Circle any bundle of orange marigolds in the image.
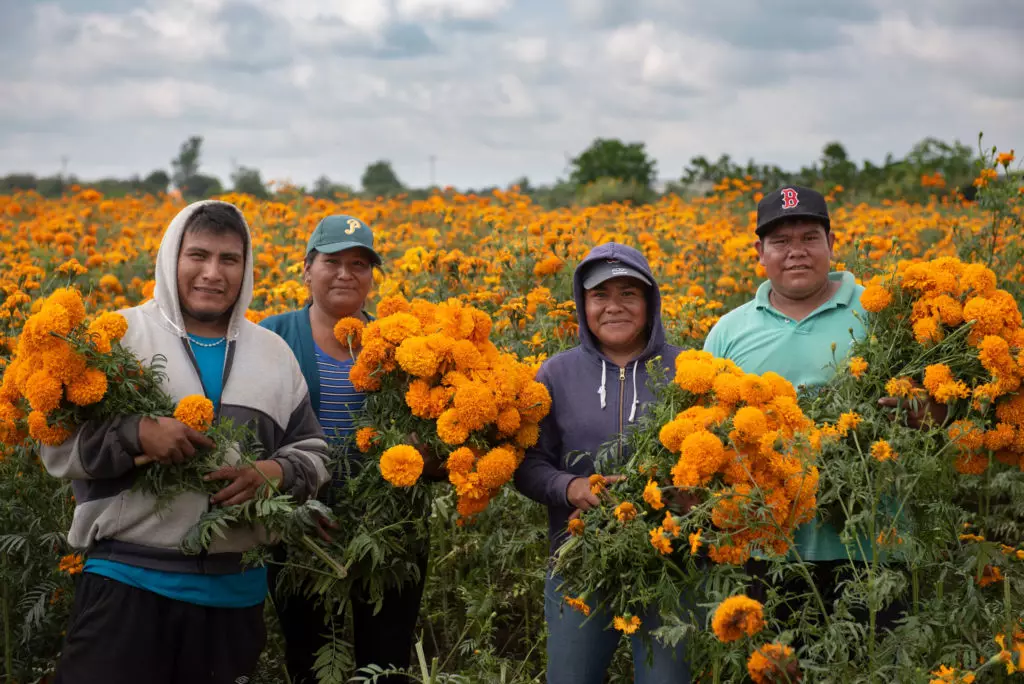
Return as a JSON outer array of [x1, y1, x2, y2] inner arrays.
[[1, 286, 217, 453], [334, 294, 551, 518]]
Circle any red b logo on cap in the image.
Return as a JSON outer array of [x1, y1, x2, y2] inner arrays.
[[781, 188, 799, 210]]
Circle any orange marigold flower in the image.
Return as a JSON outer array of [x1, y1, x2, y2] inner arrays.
[[662, 511, 681, 538], [885, 377, 922, 400], [689, 528, 702, 554], [355, 426, 378, 453], [379, 444, 424, 487], [649, 526, 673, 554], [732, 406, 769, 443], [612, 615, 641, 634], [436, 408, 469, 445], [27, 411, 71, 446], [954, 451, 989, 476], [613, 501, 638, 523], [929, 664, 977, 683], [747, 643, 799, 684], [674, 358, 717, 394], [977, 565, 1004, 587], [913, 316, 944, 346], [88, 313, 129, 344], [516, 381, 552, 424], [475, 445, 517, 490], [514, 422, 540, 448], [377, 313, 422, 345], [836, 411, 862, 436], [46, 288, 86, 328], [349, 362, 382, 392], [24, 370, 63, 414], [711, 595, 765, 643], [923, 364, 954, 394], [174, 395, 215, 432], [396, 336, 440, 378], [962, 264, 997, 297], [446, 446, 476, 476], [58, 554, 84, 575], [376, 295, 412, 318], [533, 254, 565, 277], [860, 284, 892, 312], [564, 596, 590, 616], [870, 439, 896, 462], [848, 356, 868, 379], [56, 259, 89, 276], [333, 317, 364, 349], [453, 381, 498, 432], [496, 406, 521, 436], [568, 518, 585, 536], [643, 479, 664, 510], [65, 368, 108, 407]]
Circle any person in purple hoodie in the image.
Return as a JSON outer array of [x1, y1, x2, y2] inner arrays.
[[513, 242, 692, 684]]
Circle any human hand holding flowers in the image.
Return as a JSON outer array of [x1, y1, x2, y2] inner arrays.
[[567, 474, 625, 516], [205, 460, 283, 507], [135, 416, 215, 466]]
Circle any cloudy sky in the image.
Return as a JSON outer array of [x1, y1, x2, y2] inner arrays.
[[1, 0, 1022, 189]]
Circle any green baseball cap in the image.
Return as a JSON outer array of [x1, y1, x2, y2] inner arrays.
[[305, 215, 383, 266]]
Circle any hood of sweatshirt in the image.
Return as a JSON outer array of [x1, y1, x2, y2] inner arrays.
[[151, 200, 255, 341], [572, 241, 668, 419], [514, 242, 681, 556]]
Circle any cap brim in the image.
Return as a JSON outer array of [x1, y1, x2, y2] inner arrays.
[[309, 241, 383, 266], [756, 213, 831, 237], [583, 268, 652, 290]]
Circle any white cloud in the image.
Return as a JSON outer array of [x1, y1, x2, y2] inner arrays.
[[0, 0, 1021, 189]]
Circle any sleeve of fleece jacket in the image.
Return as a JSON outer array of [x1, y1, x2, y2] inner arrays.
[[512, 366, 576, 508], [270, 357, 331, 502], [41, 415, 144, 480]]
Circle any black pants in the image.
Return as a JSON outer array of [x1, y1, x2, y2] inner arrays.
[[54, 573, 266, 684], [269, 547, 429, 684], [746, 559, 908, 638]]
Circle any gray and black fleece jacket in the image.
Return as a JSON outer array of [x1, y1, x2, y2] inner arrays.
[[41, 200, 330, 575]]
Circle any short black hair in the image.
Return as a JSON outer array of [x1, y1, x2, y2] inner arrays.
[[183, 203, 248, 248]]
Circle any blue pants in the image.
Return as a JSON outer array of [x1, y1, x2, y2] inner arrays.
[[544, 573, 693, 684]]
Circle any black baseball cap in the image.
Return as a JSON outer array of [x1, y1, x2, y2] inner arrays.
[[756, 185, 831, 237]]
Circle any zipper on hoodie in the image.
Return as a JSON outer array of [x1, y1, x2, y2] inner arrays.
[[617, 366, 626, 461]]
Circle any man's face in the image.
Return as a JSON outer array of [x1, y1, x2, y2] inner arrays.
[[584, 276, 649, 352], [176, 229, 246, 324], [303, 248, 375, 317], [756, 221, 835, 300]]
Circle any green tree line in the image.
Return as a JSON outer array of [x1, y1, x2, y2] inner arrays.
[[0, 133, 1004, 207]]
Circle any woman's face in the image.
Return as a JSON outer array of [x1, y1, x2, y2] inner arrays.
[[304, 248, 375, 318]]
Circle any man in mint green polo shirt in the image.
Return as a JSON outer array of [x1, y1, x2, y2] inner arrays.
[[703, 185, 907, 633]]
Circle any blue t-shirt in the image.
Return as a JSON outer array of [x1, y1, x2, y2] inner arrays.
[[314, 341, 366, 444], [85, 333, 268, 608]]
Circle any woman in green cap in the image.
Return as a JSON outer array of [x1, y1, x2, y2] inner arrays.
[[260, 214, 428, 683]]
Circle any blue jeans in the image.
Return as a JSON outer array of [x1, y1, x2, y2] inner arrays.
[[544, 573, 693, 684]]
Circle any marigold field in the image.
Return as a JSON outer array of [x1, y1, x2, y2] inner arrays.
[[1, 172, 1023, 683]]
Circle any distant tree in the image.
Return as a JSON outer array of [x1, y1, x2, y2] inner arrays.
[[819, 141, 858, 191], [681, 154, 743, 187], [141, 170, 170, 195], [172, 136, 207, 197], [508, 176, 533, 193], [231, 165, 269, 198], [181, 174, 223, 198], [312, 175, 354, 199], [37, 176, 70, 198], [361, 160, 405, 197], [570, 138, 657, 190], [0, 174, 38, 193]]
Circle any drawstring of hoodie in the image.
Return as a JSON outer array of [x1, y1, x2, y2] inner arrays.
[[597, 358, 641, 422], [628, 360, 639, 422]]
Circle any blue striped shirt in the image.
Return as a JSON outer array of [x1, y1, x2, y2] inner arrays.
[[315, 341, 366, 444]]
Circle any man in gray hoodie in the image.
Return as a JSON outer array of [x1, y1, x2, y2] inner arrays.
[[513, 243, 692, 684], [42, 200, 330, 684]]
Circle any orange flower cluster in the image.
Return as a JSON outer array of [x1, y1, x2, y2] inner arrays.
[[0, 288, 126, 446], [711, 594, 765, 643], [747, 643, 800, 684], [173, 395, 215, 432], [655, 350, 819, 563], [342, 294, 551, 517], [862, 258, 1024, 474]]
